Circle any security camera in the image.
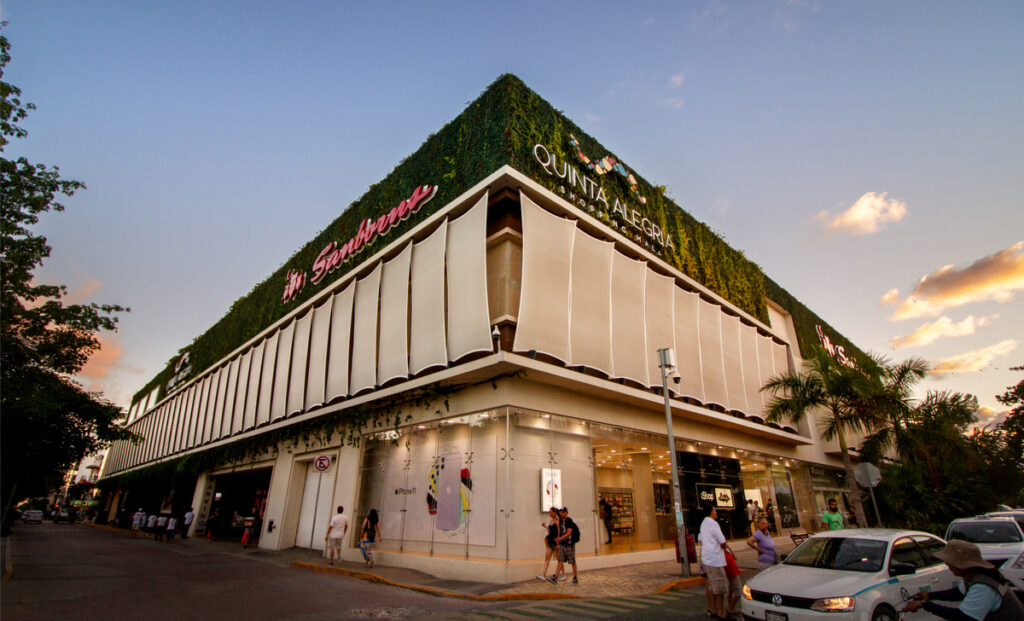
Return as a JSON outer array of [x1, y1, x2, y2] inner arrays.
[[673, 375, 681, 385], [491, 326, 500, 342]]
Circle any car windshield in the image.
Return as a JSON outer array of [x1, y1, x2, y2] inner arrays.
[[948, 522, 1022, 543], [784, 537, 888, 572]]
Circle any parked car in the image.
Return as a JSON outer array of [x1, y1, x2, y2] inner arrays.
[[986, 510, 1024, 532], [53, 508, 75, 524], [20, 510, 43, 524], [741, 529, 953, 621], [946, 515, 1024, 595]]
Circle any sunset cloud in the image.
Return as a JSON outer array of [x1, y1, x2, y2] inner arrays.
[[879, 288, 900, 307], [930, 340, 1017, 376], [815, 191, 907, 235], [891, 242, 1024, 320], [63, 277, 102, 304], [668, 72, 685, 89], [890, 314, 996, 349], [78, 334, 127, 379], [971, 405, 1010, 431]]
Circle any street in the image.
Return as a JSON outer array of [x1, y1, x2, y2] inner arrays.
[[1, 524, 709, 620]]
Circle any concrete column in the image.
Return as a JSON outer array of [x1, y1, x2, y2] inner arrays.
[[258, 450, 299, 550], [632, 454, 658, 542]]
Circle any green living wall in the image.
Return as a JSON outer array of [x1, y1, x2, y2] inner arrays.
[[133, 74, 862, 406]]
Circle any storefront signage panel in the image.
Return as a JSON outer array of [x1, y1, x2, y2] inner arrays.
[[281, 184, 439, 304], [815, 324, 856, 369], [532, 138, 675, 255], [372, 432, 496, 547], [541, 468, 562, 512], [696, 483, 735, 509]]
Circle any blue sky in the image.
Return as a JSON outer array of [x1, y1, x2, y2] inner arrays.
[[4, 1, 1022, 427]]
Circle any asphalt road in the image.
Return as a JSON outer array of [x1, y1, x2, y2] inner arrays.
[[1, 523, 708, 620]]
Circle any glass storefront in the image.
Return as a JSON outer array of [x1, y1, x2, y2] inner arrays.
[[354, 407, 843, 563]]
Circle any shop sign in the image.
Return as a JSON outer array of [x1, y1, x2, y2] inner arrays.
[[696, 483, 735, 509], [165, 352, 193, 393], [282, 184, 439, 303], [532, 137, 676, 254], [541, 468, 562, 511], [815, 324, 856, 369]]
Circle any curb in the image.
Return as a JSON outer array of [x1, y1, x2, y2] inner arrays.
[[656, 576, 706, 593], [292, 562, 582, 601]]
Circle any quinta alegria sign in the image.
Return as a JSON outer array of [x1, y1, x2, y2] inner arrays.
[[532, 135, 676, 254], [282, 185, 438, 304]]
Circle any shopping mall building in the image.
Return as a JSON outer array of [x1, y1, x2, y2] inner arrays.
[[99, 75, 866, 583]]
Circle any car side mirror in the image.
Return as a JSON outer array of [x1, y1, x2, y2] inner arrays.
[[890, 562, 916, 576]]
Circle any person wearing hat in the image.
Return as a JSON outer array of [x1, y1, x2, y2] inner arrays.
[[905, 539, 1023, 620]]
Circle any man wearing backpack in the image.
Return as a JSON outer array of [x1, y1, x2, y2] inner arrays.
[[549, 506, 580, 585]]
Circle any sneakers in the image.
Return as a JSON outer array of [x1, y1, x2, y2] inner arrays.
[[535, 574, 547, 581], [570, 577, 578, 585], [558, 574, 568, 581], [547, 575, 557, 584]]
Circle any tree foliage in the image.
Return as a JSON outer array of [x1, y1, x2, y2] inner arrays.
[[0, 29, 130, 524]]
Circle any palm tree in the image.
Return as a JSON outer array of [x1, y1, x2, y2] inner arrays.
[[761, 346, 882, 528]]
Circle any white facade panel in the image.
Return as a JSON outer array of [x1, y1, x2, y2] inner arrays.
[[673, 288, 705, 402], [568, 229, 614, 375], [257, 331, 279, 427], [644, 270, 675, 389], [350, 264, 383, 395], [446, 193, 492, 362], [325, 283, 355, 402], [409, 222, 448, 375], [272, 323, 295, 422], [698, 299, 728, 409], [721, 314, 747, 413], [610, 252, 648, 385], [378, 242, 412, 385], [288, 310, 313, 416]]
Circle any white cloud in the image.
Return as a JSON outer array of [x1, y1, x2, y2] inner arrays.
[[930, 340, 1018, 376], [657, 97, 685, 110], [815, 191, 907, 235], [890, 315, 995, 349], [891, 242, 1024, 320], [879, 288, 900, 307], [668, 72, 685, 90], [585, 112, 600, 123]]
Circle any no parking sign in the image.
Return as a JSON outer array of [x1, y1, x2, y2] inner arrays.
[[313, 455, 331, 473]]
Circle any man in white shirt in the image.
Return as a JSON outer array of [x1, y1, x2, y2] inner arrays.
[[130, 508, 146, 537], [182, 508, 194, 538], [699, 505, 735, 620], [146, 513, 158, 538], [324, 506, 350, 567]]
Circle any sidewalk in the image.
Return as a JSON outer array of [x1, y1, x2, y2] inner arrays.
[[89, 524, 799, 601]]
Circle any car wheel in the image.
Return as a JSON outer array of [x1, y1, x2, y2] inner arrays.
[[871, 604, 897, 621]]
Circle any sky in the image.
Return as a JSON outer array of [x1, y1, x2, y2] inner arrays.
[[3, 1, 1022, 430]]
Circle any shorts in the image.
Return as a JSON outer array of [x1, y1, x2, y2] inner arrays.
[[728, 574, 741, 595], [327, 537, 344, 552], [705, 564, 728, 595], [545, 538, 557, 551], [558, 543, 576, 564]]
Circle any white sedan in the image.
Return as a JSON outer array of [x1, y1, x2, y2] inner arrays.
[[740, 529, 955, 621]]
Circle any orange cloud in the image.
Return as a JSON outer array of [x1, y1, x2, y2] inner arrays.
[[879, 288, 900, 307], [890, 314, 996, 349], [892, 242, 1024, 320], [930, 340, 1017, 376], [970, 405, 1009, 431], [78, 334, 126, 379], [815, 191, 907, 235], [63, 277, 102, 304]]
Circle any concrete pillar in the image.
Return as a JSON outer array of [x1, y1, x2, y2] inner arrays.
[[632, 454, 658, 542]]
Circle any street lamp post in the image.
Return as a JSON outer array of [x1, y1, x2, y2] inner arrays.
[[658, 347, 691, 577]]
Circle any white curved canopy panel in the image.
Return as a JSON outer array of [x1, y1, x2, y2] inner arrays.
[[378, 242, 413, 385], [446, 193, 492, 362], [256, 331, 279, 427], [698, 298, 728, 409], [673, 288, 705, 402], [610, 252, 649, 384], [740, 324, 764, 416], [514, 193, 575, 363], [325, 282, 355, 403], [272, 323, 294, 421], [350, 263, 383, 395], [288, 309, 312, 415], [644, 269, 676, 389], [305, 297, 333, 410], [569, 229, 614, 375], [721, 314, 747, 413], [409, 221, 448, 375]]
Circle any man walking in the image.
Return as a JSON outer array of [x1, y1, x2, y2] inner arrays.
[[700, 505, 735, 620], [130, 508, 145, 537], [821, 498, 845, 531], [324, 505, 349, 567], [182, 507, 194, 538], [549, 507, 579, 585]]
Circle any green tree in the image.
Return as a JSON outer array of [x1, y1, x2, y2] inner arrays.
[[1, 29, 130, 530], [762, 346, 882, 528]]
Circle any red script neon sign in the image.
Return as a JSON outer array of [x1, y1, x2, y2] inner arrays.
[[282, 184, 438, 303]]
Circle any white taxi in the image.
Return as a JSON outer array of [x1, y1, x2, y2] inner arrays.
[[948, 515, 1024, 595], [740, 529, 954, 621]]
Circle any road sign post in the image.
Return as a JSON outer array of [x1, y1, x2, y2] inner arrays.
[[854, 462, 883, 528]]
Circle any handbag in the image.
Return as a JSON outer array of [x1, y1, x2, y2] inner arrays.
[[725, 551, 741, 579]]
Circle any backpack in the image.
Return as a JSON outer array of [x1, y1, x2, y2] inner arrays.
[[568, 518, 581, 544]]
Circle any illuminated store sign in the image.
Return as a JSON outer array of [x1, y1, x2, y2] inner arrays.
[[165, 352, 192, 392], [282, 184, 438, 303], [815, 324, 856, 368], [532, 137, 675, 253]]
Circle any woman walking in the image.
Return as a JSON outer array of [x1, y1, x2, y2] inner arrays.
[[536, 506, 562, 581], [359, 509, 382, 568], [745, 518, 779, 569]]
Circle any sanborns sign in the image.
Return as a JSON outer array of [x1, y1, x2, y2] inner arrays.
[[815, 324, 856, 369], [282, 185, 438, 303]]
